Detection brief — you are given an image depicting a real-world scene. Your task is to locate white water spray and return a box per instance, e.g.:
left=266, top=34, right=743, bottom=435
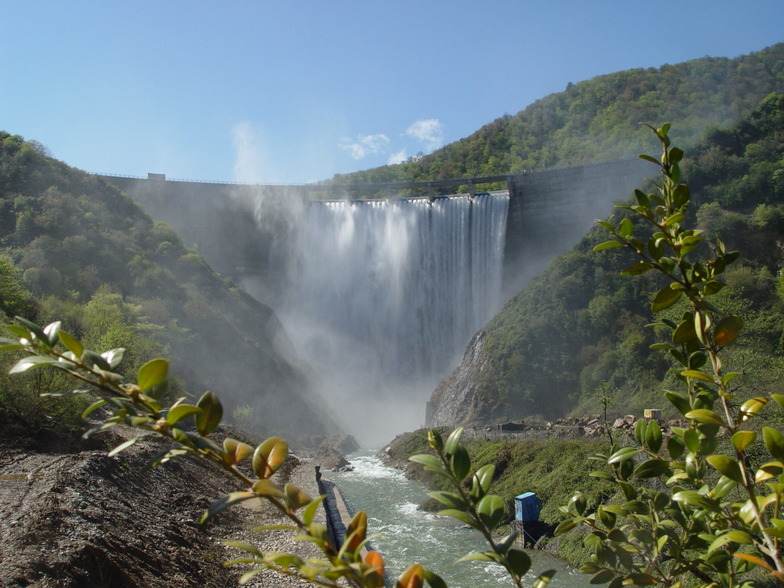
left=273, top=193, right=508, bottom=444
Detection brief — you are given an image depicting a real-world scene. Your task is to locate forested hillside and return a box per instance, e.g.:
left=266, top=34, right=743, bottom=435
left=329, top=43, right=784, bottom=189
left=0, top=133, right=335, bottom=442
left=429, top=93, right=784, bottom=425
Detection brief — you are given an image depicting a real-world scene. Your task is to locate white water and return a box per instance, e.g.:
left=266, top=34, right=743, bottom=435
left=330, top=452, right=592, bottom=587
left=279, top=194, right=509, bottom=445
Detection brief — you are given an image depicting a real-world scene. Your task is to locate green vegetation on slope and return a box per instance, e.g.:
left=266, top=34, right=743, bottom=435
left=328, top=44, right=784, bottom=192
left=0, top=132, right=332, bottom=440
left=458, top=93, right=784, bottom=424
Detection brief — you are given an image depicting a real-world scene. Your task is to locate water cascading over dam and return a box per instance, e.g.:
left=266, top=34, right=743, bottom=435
left=103, top=158, right=649, bottom=443
left=278, top=193, right=509, bottom=442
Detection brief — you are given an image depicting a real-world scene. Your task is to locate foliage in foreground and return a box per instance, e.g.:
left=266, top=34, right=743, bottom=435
left=554, top=126, right=784, bottom=586
left=0, top=316, right=558, bottom=586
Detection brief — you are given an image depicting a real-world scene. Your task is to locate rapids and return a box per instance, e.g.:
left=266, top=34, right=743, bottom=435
left=330, top=451, right=592, bottom=587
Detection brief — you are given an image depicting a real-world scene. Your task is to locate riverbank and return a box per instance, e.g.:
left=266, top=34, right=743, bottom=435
left=375, top=427, right=620, bottom=568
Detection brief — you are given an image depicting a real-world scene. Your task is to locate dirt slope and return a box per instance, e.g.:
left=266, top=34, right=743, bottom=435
left=0, top=412, right=321, bottom=587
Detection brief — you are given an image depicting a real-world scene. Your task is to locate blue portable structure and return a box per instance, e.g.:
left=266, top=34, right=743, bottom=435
left=515, top=492, right=540, bottom=522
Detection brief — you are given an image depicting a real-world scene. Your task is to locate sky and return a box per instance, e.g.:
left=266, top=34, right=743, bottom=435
left=2, top=1, right=783, bottom=185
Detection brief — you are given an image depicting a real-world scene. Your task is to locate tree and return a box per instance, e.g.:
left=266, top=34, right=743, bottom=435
left=558, top=125, right=784, bottom=586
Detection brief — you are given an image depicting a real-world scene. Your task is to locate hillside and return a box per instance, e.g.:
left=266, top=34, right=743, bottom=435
left=327, top=43, right=784, bottom=191
left=0, top=132, right=336, bottom=443
left=429, top=93, right=784, bottom=426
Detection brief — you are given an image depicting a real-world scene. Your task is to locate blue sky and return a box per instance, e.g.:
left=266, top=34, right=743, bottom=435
left=2, top=1, right=783, bottom=184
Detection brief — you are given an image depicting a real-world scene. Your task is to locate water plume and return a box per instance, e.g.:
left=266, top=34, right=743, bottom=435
left=252, top=193, right=510, bottom=446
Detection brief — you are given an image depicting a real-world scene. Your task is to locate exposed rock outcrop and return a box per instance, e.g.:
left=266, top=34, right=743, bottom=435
left=427, top=330, right=493, bottom=427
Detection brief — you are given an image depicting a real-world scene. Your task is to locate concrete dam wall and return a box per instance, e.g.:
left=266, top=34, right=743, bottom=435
left=101, top=157, right=650, bottom=297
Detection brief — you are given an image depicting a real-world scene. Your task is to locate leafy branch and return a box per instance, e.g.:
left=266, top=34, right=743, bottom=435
left=0, top=316, right=434, bottom=587
left=560, top=124, right=784, bottom=587
left=411, top=428, right=556, bottom=587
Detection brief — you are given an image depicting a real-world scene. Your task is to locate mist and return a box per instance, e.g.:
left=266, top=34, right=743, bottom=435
left=233, top=189, right=509, bottom=447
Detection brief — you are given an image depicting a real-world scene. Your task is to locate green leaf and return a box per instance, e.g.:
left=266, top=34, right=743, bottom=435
left=607, top=446, right=638, bottom=464
left=665, top=390, right=691, bottom=416
left=638, top=153, right=659, bottom=165
left=444, top=427, right=464, bottom=457
left=686, top=408, right=724, bottom=427
left=439, top=509, right=480, bottom=530
left=672, top=319, right=697, bottom=344
left=301, top=495, right=326, bottom=527
left=593, top=240, right=624, bottom=251
left=706, top=455, right=744, bottom=483
left=166, top=404, right=203, bottom=426
left=423, top=569, right=448, bottom=588
left=195, top=391, right=223, bottom=436
left=763, top=427, right=784, bottom=462
left=590, top=570, right=616, bottom=584
left=83, top=349, right=110, bottom=371
left=410, top=454, right=443, bottom=470
left=652, top=286, right=682, bottom=312
left=201, top=491, right=257, bottom=524
left=672, top=490, right=719, bottom=511
left=739, top=397, right=768, bottom=422
left=428, top=491, right=467, bottom=510
left=476, top=494, right=505, bottom=529
left=137, top=358, right=169, bottom=391
left=223, top=540, right=263, bottom=557
left=507, top=548, right=532, bottom=577
left=633, top=459, right=670, bottom=479
left=709, top=530, right=753, bottom=553
left=732, top=430, right=756, bottom=452
left=456, top=551, right=495, bottom=563
left=9, top=355, right=57, bottom=374
left=15, top=317, right=47, bottom=343
left=253, top=437, right=289, bottom=479
left=634, top=418, right=647, bottom=445
left=82, top=399, right=108, bottom=418
left=680, top=370, right=714, bottom=384
left=283, top=483, right=311, bottom=511
left=683, top=428, right=700, bottom=453
left=251, top=478, right=284, bottom=499
left=471, top=464, right=495, bottom=499
left=450, top=445, right=471, bottom=482
left=714, top=315, right=744, bottom=346
left=772, top=394, right=784, bottom=411
left=0, top=336, right=24, bottom=351
left=621, top=261, right=653, bottom=276
left=667, top=435, right=685, bottom=460
left=619, top=218, right=633, bottom=238
left=634, top=189, right=651, bottom=209
left=107, top=436, right=147, bottom=457
left=645, top=419, right=662, bottom=453
left=57, top=330, right=84, bottom=358
left=101, top=347, right=125, bottom=370
left=554, top=518, right=580, bottom=535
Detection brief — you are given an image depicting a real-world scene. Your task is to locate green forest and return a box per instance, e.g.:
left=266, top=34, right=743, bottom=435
left=0, top=133, right=331, bottom=441
left=326, top=43, right=784, bottom=193
left=467, top=92, right=784, bottom=423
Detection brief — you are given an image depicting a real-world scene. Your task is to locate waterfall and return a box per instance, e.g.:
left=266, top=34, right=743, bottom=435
left=277, top=193, right=509, bottom=443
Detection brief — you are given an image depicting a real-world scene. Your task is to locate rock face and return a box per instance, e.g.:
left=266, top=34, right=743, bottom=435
left=314, top=444, right=352, bottom=472
left=427, top=330, right=493, bottom=427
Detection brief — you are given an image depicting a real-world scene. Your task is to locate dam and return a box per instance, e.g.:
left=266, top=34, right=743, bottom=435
left=100, top=158, right=649, bottom=442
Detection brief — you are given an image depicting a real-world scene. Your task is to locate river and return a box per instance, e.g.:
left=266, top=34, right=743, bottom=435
left=329, top=451, right=592, bottom=587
